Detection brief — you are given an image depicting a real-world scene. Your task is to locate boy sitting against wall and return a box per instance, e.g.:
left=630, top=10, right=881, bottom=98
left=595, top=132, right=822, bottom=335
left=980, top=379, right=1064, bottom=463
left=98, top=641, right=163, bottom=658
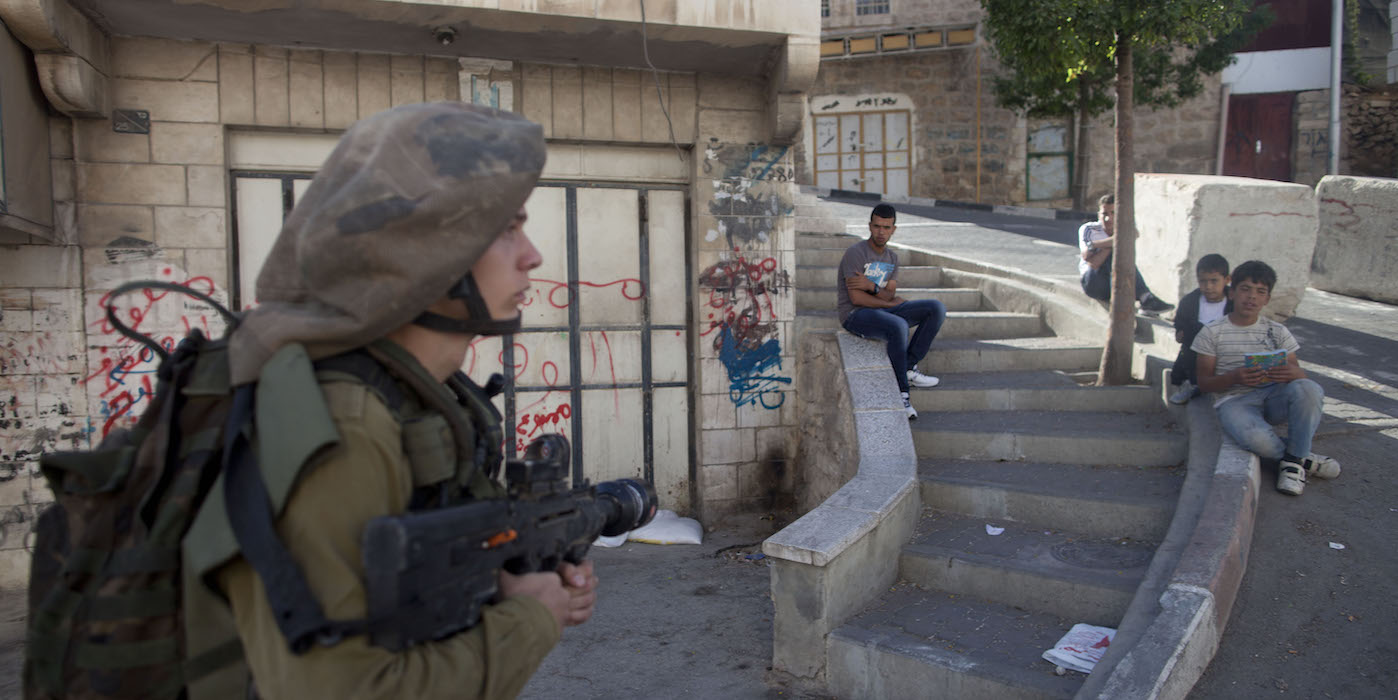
left=1192, top=260, right=1340, bottom=495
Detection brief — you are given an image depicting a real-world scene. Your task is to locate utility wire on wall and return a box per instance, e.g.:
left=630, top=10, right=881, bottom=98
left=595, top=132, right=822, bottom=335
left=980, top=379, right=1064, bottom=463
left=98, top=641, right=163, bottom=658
left=639, top=0, right=685, bottom=162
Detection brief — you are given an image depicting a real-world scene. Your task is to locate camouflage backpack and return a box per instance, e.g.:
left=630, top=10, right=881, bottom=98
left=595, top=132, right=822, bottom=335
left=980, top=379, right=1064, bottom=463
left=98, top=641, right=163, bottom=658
left=24, top=281, right=243, bottom=698
left=24, top=280, right=512, bottom=699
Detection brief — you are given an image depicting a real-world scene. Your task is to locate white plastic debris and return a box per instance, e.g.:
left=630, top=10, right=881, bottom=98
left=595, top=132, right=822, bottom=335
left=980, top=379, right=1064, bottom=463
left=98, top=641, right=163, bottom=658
left=985, top=524, right=1005, bottom=536
left=1328, top=542, right=1346, bottom=550
left=592, top=533, right=628, bottom=548
left=1042, top=624, right=1116, bottom=674
left=626, top=509, right=704, bottom=545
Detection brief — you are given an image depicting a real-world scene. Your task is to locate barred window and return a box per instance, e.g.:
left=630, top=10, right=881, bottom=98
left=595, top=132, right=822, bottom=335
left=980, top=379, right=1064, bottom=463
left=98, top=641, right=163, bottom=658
left=856, top=0, right=890, bottom=16
left=821, top=0, right=830, bottom=18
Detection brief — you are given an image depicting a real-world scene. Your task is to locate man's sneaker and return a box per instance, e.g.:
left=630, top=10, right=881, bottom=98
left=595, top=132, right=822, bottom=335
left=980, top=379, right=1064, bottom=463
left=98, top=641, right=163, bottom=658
left=907, top=367, right=940, bottom=388
left=1300, top=453, right=1341, bottom=479
left=1138, top=293, right=1175, bottom=315
left=902, top=392, right=917, bottom=421
left=1168, top=380, right=1197, bottom=405
left=1276, top=459, right=1306, bottom=495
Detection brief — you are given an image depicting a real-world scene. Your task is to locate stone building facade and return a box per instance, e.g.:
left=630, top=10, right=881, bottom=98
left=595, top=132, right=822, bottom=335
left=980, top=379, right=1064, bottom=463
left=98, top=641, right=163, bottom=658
left=804, top=0, right=1398, bottom=207
left=0, top=0, right=818, bottom=587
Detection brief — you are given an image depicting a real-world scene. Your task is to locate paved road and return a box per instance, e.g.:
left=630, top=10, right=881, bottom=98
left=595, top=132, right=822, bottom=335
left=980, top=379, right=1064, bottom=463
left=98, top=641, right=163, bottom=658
left=815, top=196, right=1398, bottom=699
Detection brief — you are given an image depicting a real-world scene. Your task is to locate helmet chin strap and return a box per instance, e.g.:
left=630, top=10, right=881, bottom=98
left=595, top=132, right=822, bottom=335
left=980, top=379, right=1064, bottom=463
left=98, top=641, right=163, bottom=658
left=412, top=273, right=521, bottom=336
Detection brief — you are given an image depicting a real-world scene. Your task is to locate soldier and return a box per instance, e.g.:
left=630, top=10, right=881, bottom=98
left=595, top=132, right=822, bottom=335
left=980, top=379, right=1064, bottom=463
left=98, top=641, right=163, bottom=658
left=182, top=102, right=597, bottom=699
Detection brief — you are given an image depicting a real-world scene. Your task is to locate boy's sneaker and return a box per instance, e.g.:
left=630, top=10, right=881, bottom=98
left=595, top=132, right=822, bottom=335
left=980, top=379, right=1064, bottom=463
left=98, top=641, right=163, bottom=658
left=1168, top=380, right=1196, bottom=405
left=1276, top=459, right=1306, bottom=495
left=1138, top=293, right=1175, bottom=315
left=907, top=367, right=940, bottom=388
left=902, top=392, right=917, bottom=421
left=1300, top=453, right=1341, bottom=479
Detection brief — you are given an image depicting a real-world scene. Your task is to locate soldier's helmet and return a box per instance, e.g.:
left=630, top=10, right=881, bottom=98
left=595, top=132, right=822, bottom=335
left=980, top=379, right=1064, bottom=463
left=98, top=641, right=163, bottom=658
left=229, top=102, right=546, bottom=384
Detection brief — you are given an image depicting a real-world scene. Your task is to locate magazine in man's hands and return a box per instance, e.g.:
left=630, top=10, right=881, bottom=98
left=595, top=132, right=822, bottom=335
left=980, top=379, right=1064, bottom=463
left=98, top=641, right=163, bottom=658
left=1243, top=348, right=1287, bottom=371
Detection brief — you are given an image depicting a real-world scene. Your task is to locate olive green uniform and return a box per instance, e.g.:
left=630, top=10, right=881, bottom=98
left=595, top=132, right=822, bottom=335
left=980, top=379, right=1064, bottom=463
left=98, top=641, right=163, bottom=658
left=216, top=369, right=559, bottom=700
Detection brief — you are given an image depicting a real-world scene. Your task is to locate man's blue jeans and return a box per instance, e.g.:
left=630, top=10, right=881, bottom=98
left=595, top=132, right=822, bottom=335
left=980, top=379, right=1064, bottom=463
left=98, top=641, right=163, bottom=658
left=842, top=299, right=947, bottom=392
left=1215, top=379, right=1325, bottom=461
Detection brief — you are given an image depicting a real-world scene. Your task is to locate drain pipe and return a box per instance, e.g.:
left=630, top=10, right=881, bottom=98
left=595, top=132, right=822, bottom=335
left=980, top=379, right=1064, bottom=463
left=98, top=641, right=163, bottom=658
left=1329, top=0, right=1342, bottom=174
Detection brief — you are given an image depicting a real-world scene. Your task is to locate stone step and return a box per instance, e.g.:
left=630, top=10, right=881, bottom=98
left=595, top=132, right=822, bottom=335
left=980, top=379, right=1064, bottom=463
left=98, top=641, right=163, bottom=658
left=917, top=459, right=1181, bottom=540
left=795, top=247, right=848, bottom=267
left=794, top=215, right=849, bottom=234
left=910, top=410, right=1185, bottom=467
left=828, top=585, right=1081, bottom=700
left=797, top=230, right=856, bottom=246
left=796, top=285, right=983, bottom=312
left=911, top=371, right=1159, bottom=412
left=795, top=310, right=1045, bottom=340
left=900, top=511, right=1151, bottom=625
left=915, top=338, right=1104, bottom=374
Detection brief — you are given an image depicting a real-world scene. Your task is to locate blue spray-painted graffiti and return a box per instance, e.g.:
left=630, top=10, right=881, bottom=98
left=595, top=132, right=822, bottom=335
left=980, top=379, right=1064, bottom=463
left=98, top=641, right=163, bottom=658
left=700, top=255, right=792, bottom=410
left=717, top=326, right=791, bottom=409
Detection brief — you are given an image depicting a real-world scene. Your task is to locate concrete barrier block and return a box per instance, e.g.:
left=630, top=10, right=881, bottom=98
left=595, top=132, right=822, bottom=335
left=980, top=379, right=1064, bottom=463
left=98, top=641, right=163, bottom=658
left=1136, top=174, right=1317, bottom=319
left=1311, top=175, right=1398, bottom=304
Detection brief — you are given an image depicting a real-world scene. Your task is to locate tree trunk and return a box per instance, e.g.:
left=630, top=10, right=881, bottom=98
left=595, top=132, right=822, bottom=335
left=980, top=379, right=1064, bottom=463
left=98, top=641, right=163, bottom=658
left=1098, top=36, right=1135, bottom=386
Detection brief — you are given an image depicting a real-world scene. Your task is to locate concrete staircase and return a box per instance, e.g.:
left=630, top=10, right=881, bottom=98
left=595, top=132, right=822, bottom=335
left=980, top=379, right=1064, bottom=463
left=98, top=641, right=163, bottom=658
left=793, top=215, right=1188, bottom=698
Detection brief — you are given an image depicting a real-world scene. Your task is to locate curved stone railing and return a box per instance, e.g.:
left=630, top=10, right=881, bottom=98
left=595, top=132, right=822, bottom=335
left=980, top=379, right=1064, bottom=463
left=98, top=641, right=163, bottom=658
left=763, top=330, right=921, bottom=683
left=1077, top=400, right=1261, bottom=699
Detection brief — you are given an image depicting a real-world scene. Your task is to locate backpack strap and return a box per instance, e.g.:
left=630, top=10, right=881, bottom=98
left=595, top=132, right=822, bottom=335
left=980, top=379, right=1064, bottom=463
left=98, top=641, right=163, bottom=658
left=313, top=351, right=406, bottom=417
left=222, top=383, right=366, bottom=653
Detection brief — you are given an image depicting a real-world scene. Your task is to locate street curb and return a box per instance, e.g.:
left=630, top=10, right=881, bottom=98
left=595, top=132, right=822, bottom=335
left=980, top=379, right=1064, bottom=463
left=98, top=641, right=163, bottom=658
left=803, top=184, right=1096, bottom=222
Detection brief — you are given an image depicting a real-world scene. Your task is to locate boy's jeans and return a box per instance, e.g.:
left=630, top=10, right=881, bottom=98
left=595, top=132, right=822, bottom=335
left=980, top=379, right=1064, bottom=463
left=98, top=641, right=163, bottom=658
left=1215, top=379, right=1325, bottom=461
left=842, top=299, right=947, bottom=393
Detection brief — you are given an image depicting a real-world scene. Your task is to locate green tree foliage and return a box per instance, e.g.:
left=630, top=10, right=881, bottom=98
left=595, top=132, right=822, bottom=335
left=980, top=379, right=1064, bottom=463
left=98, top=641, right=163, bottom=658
left=982, top=0, right=1271, bottom=119
left=979, top=0, right=1269, bottom=385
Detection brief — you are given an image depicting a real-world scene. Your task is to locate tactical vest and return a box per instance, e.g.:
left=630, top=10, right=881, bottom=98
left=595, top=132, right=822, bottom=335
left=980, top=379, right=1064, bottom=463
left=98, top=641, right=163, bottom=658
left=182, top=338, right=508, bottom=699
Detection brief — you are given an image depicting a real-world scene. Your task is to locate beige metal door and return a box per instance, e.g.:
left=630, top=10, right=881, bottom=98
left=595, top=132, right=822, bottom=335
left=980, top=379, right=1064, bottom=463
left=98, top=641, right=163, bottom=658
left=813, top=109, right=911, bottom=196
left=463, top=184, right=692, bottom=507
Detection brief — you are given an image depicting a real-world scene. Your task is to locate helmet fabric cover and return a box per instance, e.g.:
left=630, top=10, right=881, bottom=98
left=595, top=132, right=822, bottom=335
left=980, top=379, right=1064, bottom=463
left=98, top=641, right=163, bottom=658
left=228, top=102, right=546, bottom=385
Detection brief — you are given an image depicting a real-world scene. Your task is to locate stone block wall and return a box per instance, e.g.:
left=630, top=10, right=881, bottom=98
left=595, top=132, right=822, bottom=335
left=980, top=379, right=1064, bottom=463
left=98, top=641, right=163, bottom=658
left=804, top=50, right=1226, bottom=208
left=1311, top=175, right=1398, bottom=304
left=809, top=48, right=1027, bottom=204
left=1295, top=84, right=1398, bottom=187
left=1079, top=73, right=1225, bottom=204
left=1135, top=173, right=1317, bottom=319
left=693, top=139, right=798, bottom=522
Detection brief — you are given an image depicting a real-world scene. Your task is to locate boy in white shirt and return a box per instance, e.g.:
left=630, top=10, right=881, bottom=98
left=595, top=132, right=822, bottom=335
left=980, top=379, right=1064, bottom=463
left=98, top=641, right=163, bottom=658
left=1169, top=254, right=1232, bottom=404
left=1192, top=260, right=1340, bottom=495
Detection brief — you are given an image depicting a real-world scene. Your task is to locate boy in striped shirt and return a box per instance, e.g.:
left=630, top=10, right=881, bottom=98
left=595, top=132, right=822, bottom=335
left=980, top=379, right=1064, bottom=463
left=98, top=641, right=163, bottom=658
left=1192, top=260, right=1340, bottom=495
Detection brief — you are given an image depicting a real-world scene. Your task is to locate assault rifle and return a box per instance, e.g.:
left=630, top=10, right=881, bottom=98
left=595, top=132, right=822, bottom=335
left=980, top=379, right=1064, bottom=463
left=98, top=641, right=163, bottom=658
left=360, top=434, right=657, bottom=651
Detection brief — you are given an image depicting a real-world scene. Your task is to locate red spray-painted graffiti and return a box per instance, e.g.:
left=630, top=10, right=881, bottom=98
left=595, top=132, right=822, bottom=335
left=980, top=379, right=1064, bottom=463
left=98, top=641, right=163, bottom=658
left=81, top=271, right=226, bottom=439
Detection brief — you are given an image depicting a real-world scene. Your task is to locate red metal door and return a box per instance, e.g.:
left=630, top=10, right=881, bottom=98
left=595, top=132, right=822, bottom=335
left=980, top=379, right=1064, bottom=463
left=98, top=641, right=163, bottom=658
left=1223, top=92, right=1295, bottom=182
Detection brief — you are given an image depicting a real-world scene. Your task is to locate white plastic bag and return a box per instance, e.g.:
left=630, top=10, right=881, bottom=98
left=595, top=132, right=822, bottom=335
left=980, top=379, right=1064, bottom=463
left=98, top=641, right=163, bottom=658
left=591, top=533, right=628, bottom=548
left=1042, top=623, right=1116, bottom=674
left=625, top=509, right=703, bottom=545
